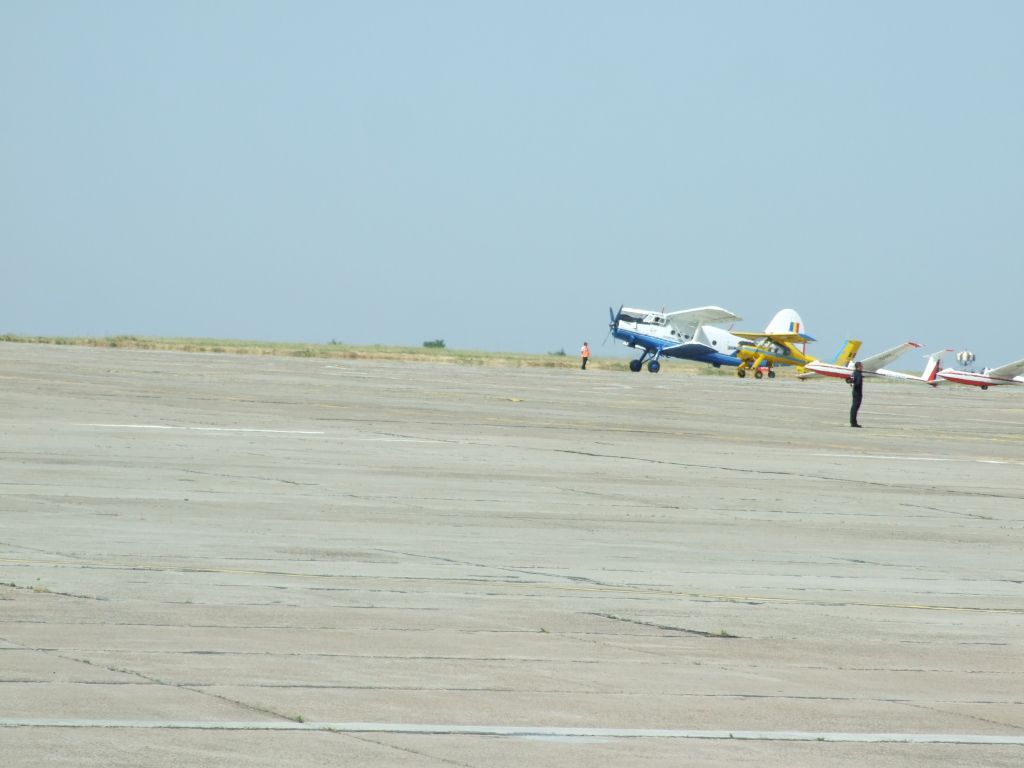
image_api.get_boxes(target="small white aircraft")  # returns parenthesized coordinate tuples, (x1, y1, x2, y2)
(802, 342, 949, 385)
(607, 305, 744, 372)
(936, 358, 1024, 389)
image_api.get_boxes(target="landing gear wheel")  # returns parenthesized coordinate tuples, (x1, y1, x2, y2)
(737, 368, 746, 378)
(629, 359, 642, 373)
(768, 370, 776, 379)
(648, 360, 661, 374)
(754, 370, 763, 379)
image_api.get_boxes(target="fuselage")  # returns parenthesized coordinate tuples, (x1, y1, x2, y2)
(804, 362, 922, 381)
(737, 340, 812, 369)
(612, 312, 742, 367)
(804, 362, 864, 380)
(937, 369, 1024, 387)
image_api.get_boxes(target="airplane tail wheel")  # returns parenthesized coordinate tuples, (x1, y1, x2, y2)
(768, 370, 776, 379)
(754, 370, 763, 379)
(648, 360, 661, 374)
(629, 359, 642, 372)
(737, 369, 746, 378)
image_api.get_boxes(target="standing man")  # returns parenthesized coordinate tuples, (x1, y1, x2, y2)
(580, 342, 590, 370)
(846, 361, 864, 427)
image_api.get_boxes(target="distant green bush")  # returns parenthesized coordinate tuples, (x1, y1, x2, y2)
(423, 339, 446, 349)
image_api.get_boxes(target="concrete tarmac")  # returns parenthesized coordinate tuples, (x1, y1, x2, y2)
(1, 342, 1022, 767)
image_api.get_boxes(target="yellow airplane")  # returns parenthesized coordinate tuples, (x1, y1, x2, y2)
(731, 309, 861, 378)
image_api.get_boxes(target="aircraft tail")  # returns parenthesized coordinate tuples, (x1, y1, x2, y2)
(921, 349, 952, 385)
(830, 339, 862, 365)
(765, 308, 806, 336)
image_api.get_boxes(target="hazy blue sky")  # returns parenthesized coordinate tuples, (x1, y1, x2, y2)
(3, 2, 1021, 366)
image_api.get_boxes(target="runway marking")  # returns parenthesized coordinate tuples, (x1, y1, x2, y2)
(815, 453, 1020, 466)
(1, 720, 1023, 744)
(81, 423, 324, 435)
(354, 437, 443, 443)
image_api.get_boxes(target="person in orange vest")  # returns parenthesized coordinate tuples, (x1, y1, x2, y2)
(580, 342, 590, 370)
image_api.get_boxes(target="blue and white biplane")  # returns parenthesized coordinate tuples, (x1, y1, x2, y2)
(607, 305, 744, 373)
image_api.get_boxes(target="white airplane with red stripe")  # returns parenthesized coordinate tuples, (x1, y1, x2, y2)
(936, 358, 1024, 390)
(801, 342, 948, 385)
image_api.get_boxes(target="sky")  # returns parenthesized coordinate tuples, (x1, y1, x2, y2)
(3, 2, 1022, 367)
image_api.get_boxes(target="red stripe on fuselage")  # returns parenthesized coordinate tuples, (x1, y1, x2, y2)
(806, 365, 851, 379)
(940, 372, 1018, 387)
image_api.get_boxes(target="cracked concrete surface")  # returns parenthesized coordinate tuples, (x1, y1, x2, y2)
(1, 342, 1023, 766)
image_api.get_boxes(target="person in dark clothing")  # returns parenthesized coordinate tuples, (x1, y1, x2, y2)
(847, 361, 864, 427)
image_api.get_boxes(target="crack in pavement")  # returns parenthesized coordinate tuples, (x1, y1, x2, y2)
(903, 701, 1024, 733)
(552, 449, 1024, 501)
(181, 468, 319, 487)
(899, 502, 995, 520)
(342, 731, 479, 767)
(0, 633, 298, 725)
(590, 611, 739, 638)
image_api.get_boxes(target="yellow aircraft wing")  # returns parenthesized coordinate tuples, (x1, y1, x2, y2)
(732, 331, 816, 344)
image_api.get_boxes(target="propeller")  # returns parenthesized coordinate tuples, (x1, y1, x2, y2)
(604, 305, 622, 345)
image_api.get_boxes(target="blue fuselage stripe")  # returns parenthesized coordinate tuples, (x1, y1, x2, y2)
(614, 330, 741, 368)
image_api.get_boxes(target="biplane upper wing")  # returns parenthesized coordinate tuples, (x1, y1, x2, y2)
(663, 306, 742, 331)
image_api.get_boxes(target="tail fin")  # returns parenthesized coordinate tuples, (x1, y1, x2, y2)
(921, 349, 952, 385)
(765, 308, 805, 336)
(830, 339, 862, 365)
